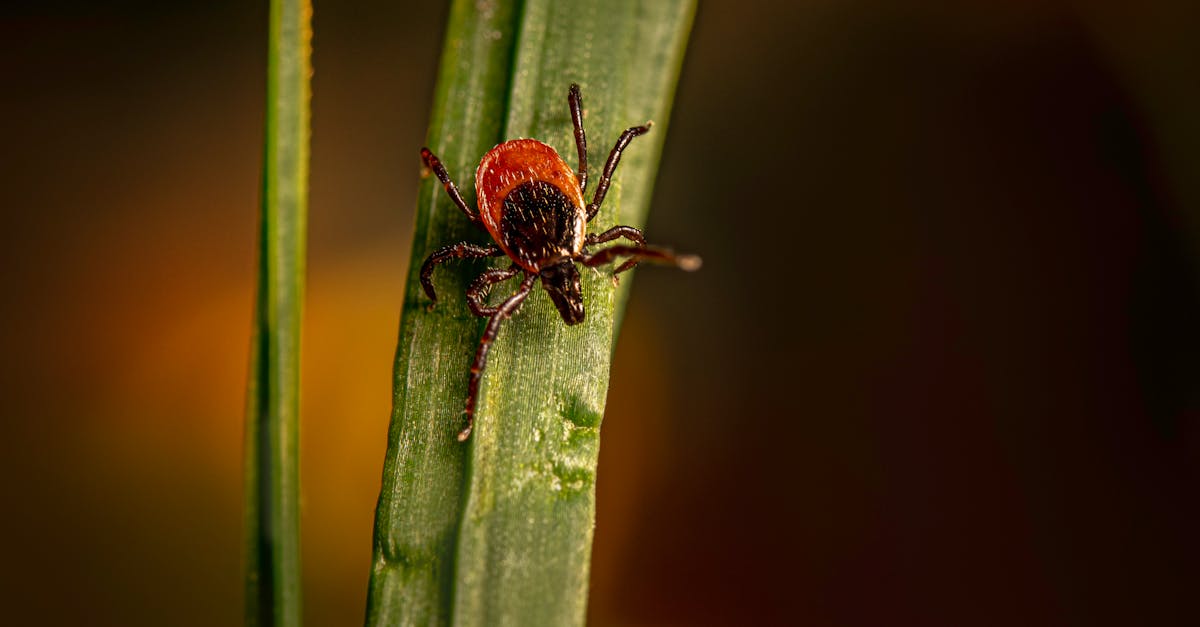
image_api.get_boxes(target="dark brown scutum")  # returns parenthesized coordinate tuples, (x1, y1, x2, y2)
(499, 180, 579, 269)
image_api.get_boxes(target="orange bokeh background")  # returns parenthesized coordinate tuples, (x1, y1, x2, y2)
(4, 1, 1200, 625)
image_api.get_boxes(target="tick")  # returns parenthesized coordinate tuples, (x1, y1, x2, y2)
(420, 83, 700, 441)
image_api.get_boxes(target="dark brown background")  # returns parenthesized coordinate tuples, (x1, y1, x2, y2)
(3, 1, 1199, 625)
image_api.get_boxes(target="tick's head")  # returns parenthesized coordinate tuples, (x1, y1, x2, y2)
(541, 260, 585, 325)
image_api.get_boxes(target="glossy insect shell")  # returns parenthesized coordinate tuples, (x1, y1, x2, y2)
(475, 139, 587, 273)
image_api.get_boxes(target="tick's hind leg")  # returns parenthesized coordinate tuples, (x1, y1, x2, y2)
(460, 273, 538, 441)
(420, 242, 504, 308)
(421, 147, 485, 229)
(586, 123, 653, 221)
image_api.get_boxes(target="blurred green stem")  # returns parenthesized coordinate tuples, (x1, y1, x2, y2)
(244, 0, 311, 625)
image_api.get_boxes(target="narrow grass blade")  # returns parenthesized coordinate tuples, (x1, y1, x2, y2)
(244, 0, 311, 625)
(366, 1, 695, 625)
(365, 2, 520, 625)
(452, 4, 696, 625)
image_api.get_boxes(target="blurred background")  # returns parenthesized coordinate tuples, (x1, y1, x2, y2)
(3, 0, 1199, 625)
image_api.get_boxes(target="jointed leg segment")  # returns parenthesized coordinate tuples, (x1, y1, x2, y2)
(460, 272, 539, 441)
(586, 225, 645, 247)
(580, 244, 701, 275)
(586, 123, 653, 221)
(569, 83, 588, 194)
(466, 264, 523, 317)
(420, 242, 504, 305)
(585, 225, 649, 275)
(421, 147, 484, 228)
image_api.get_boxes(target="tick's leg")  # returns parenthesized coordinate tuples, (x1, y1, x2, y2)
(460, 272, 538, 441)
(420, 242, 504, 307)
(466, 264, 522, 317)
(585, 225, 645, 247)
(613, 257, 641, 276)
(585, 226, 647, 276)
(421, 147, 484, 228)
(586, 123, 652, 222)
(579, 244, 701, 275)
(569, 83, 588, 194)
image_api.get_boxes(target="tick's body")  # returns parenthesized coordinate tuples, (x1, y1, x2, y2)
(420, 84, 699, 441)
(476, 139, 586, 271)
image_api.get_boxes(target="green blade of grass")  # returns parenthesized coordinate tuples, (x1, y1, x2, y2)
(244, 0, 311, 625)
(366, 1, 695, 625)
(452, 2, 696, 625)
(365, 2, 520, 625)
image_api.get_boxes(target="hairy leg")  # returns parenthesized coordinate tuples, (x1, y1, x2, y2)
(579, 244, 701, 275)
(568, 83, 588, 193)
(465, 264, 523, 317)
(419, 242, 503, 306)
(459, 273, 538, 441)
(421, 147, 484, 228)
(585, 224, 645, 247)
(586, 123, 652, 222)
